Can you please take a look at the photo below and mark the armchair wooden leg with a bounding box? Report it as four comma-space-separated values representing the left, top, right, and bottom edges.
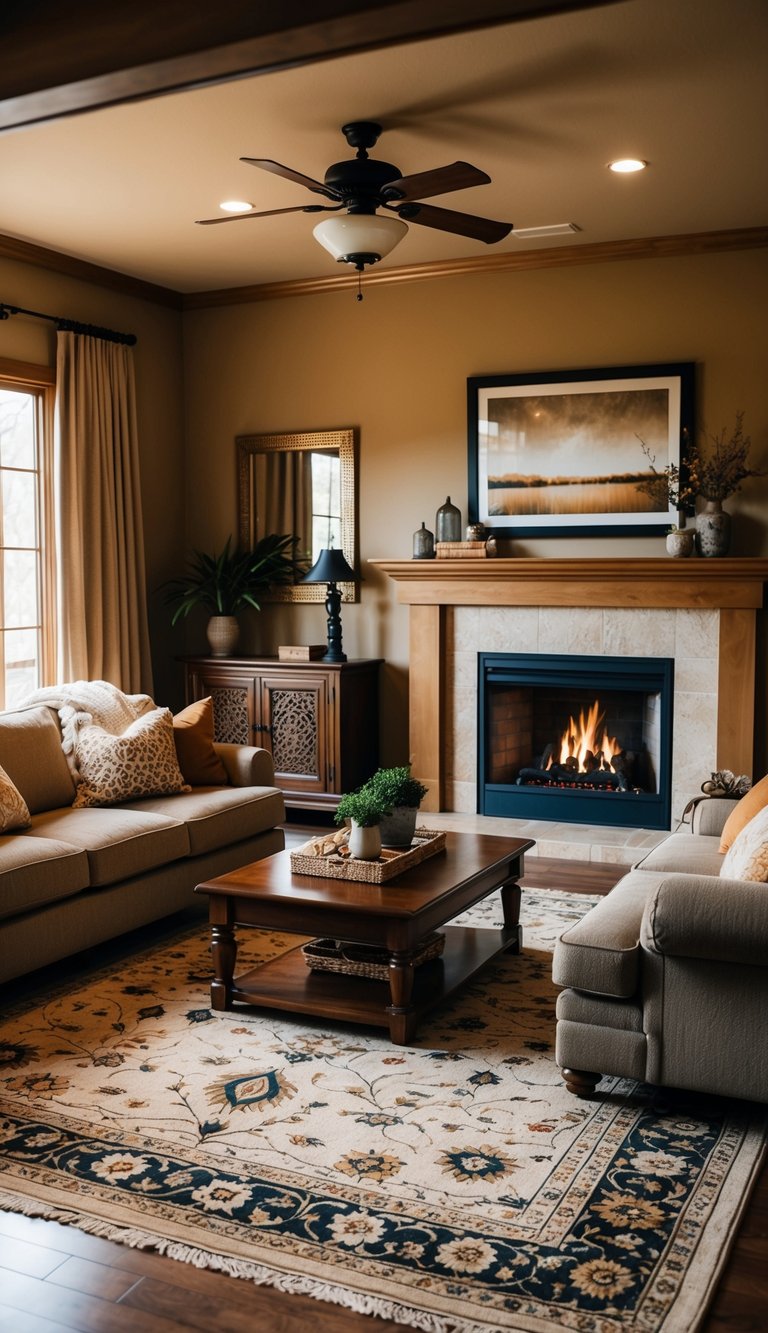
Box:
562, 1068, 601, 1097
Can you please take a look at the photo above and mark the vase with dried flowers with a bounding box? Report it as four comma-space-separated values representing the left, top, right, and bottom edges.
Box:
636, 412, 765, 557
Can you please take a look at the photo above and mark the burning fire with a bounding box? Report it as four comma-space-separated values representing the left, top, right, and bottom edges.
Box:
547, 699, 622, 773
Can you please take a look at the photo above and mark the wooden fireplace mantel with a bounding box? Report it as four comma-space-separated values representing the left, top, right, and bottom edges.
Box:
372, 557, 768, 811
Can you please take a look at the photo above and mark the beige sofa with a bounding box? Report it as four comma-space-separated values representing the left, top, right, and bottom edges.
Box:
0, 704, 285, 984
552, 796, 768, 1104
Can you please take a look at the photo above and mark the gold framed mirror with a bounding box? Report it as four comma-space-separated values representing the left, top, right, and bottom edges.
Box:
237, 427, 358, 602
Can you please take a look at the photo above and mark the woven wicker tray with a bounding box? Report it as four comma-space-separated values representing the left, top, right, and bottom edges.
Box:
302, 932, 445, 980
290, 828, 446, 884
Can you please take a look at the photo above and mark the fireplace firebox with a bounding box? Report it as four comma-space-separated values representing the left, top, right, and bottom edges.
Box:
478, 653, 674, 829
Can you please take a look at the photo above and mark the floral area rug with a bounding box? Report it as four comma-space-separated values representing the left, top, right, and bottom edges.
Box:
0, 887, 765, 1333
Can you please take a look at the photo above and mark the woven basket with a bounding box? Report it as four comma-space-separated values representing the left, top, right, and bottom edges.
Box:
302, 932, 445, 981
290, 828, 446, 884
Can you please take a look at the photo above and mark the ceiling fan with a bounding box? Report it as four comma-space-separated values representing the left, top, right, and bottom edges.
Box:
196, 121, 513, 273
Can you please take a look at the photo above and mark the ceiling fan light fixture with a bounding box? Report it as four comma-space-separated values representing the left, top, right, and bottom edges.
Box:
608, 158, 648, 174
313, 213, 408, 270
219, 199, 253, 213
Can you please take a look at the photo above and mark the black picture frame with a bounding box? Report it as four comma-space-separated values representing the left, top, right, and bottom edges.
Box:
467, 362, 695, 538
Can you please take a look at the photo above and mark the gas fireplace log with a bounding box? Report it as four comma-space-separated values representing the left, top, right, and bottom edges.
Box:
516, 766, 630, 790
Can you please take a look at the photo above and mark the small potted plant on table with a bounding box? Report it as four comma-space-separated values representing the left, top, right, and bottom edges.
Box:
334, 788, 389, 861
363, 765, 429, 848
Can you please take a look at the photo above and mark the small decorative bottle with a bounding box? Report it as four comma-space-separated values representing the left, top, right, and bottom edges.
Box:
435, 496, 462, 543
412, 521, 435, 559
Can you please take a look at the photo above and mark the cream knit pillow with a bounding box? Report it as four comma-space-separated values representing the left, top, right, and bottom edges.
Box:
73, 708, 190, 808
720, 803, 768, 882
0, 762, 31, 831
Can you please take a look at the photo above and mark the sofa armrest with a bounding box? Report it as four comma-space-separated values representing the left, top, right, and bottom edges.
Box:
687, 795, 740, 836
641, 874, 768, 966
213, 743, 277, 788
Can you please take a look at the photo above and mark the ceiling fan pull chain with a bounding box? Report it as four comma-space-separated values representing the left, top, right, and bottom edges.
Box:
356, 271, 363, 302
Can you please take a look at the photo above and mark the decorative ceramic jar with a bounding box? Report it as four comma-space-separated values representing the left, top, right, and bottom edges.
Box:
206, 614, 240, 657
435, 496, 462, 543
466, 521, 486, 542
412, 521, 435, 559
665, 526, 695, 558
695, 499, 731, 557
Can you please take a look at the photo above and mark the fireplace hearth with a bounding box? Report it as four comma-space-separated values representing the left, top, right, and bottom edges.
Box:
478, 653, 674, 828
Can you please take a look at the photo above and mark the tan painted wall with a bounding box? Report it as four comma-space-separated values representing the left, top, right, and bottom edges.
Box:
182, 247, 768, 764
0, 257, 184, 704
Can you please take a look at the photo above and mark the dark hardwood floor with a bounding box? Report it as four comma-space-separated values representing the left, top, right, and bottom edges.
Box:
0, 854, 765, 1331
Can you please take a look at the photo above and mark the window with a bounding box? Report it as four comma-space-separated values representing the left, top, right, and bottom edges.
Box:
0, 359, 55, 708
310, 449, 341, 560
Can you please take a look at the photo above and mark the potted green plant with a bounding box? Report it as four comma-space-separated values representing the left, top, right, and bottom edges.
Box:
162, 533, 299, 656
334, 788, 389, 861
363, 765, 429, 847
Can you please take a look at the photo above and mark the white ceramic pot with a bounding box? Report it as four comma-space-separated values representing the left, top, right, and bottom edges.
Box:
348, 821, 382, 861
665, 528, 695, 557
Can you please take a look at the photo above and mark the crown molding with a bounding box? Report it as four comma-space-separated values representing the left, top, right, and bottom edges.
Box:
182, 226, 768, 309
0, 232, 182, 310
2, 225, 765, 315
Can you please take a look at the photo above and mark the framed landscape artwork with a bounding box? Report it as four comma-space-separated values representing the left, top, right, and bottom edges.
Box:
467, 362, 695, 537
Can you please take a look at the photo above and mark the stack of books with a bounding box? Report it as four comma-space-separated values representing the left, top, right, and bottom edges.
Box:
435, 540, 488, 559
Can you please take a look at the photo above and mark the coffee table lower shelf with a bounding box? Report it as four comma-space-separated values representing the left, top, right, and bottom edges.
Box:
225, 922, 521, 1044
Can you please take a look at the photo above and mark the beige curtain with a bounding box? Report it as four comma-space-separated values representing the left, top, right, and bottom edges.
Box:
54, 332, 153, 692
254, 450, 313, 560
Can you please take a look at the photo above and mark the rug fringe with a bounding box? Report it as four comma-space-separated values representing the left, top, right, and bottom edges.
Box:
0, 1190, 494, 1333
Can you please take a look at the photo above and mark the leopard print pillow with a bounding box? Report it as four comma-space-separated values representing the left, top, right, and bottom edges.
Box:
73, 708, 191, 808
0, 762, 31, 831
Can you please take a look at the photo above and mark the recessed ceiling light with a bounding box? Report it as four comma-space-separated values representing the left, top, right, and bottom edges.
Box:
608, 159, 648, 174
219, 199, 253, 213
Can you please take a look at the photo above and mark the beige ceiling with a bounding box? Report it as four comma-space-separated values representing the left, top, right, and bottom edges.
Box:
1, 0, 766, 295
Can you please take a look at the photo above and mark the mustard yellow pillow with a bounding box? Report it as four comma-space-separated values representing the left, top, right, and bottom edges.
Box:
172, 697, 228, 786
719, 773, 768, 853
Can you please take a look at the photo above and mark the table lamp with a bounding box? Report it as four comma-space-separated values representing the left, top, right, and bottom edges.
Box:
301, 547, 360, 662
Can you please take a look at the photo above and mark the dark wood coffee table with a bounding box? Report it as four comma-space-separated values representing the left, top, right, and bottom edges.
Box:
195, 831, 534, 1044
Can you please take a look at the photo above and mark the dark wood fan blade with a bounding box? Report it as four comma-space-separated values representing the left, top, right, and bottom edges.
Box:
240, 157, 340, 199
382, 161, 490, 202
196, 204, 333, 225
394, 201, 512, 243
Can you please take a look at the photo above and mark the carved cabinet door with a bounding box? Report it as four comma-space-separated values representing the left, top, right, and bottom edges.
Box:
254, 668, 334, 799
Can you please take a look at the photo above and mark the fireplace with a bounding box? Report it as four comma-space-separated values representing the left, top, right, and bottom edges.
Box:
478, 653, 673, 828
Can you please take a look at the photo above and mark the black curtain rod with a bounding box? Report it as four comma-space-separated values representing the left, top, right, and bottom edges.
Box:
0, 302, 136, 346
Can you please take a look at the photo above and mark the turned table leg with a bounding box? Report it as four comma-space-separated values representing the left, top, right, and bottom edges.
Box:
563, 1068, 601, 1097
500, 877, 523, 952
210, 922, 237, 1011
387, 951, 416, 1044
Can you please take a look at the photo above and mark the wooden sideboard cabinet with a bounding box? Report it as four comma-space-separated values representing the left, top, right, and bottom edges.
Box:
181, 656, 381, 812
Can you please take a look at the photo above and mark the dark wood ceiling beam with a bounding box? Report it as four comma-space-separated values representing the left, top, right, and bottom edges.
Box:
0, 0, 622, 131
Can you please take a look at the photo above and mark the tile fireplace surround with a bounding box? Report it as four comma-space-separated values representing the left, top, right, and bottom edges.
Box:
374, 558, 768, 851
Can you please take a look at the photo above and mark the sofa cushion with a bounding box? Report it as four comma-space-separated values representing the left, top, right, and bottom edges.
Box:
28, 808, 190, 887
634, 831, 724, 877
720, 803, 768, 882
0, 764, 31, 832
123, 786, 285, 856
0, 706, 76, 813
73, 708, 190, 808
173, 697, 228, 786
719, 774, 768, 853
0, 835, 90, 921
552, 868, 673, 999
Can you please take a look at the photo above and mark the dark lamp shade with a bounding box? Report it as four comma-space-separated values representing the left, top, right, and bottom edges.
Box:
301, 548, 360, 584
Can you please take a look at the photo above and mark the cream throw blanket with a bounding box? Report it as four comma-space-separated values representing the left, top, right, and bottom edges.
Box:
21, 679, 156, 778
